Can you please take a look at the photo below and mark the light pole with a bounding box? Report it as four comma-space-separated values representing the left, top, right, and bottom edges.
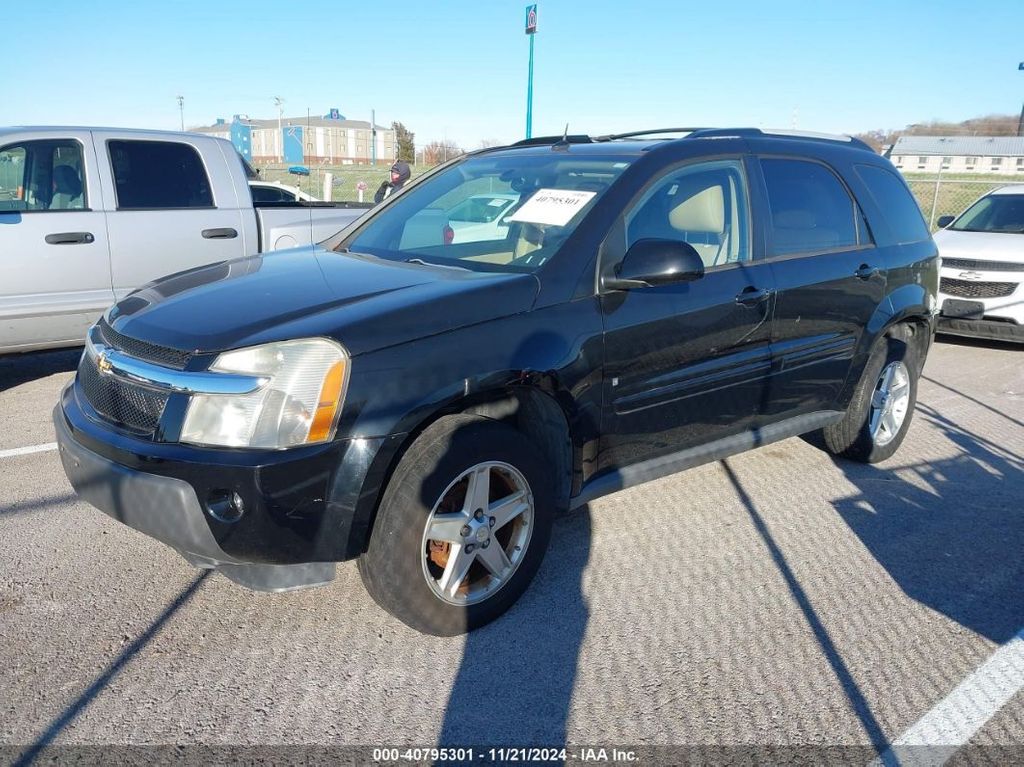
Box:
274, 96, 285, 162
1018, 62, 1024, 137
525, 5, 538, 139
176, 95, 184, 131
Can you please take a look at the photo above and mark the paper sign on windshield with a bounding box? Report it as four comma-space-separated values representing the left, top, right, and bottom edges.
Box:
508, 189, 597, 227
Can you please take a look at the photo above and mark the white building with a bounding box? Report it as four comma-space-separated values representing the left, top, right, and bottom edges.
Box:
193, 112, 396, 165
889, 136, 1024, 175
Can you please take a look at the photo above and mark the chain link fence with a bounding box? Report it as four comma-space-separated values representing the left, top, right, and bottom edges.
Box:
902, 175, 1024, 231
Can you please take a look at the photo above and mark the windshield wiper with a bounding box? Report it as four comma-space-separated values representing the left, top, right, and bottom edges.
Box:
405, 257, 471, 271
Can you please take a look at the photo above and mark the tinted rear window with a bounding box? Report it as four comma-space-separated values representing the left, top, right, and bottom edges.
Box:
109, 140, 213, 209
855, 164, 930, 244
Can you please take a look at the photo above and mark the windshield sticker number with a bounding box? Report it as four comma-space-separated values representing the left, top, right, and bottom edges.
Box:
508, 189, 597, 227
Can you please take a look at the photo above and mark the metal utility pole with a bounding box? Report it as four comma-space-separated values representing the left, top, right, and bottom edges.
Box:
274, 96, 285, 161
176, 95, 184, 131
525, 5, 538, 139
1018, 62, 1024, 137
371, 109, 377, 165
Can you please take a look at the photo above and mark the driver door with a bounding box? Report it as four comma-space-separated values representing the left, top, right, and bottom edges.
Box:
597, 158, 776, 475
0, 130, 114, 352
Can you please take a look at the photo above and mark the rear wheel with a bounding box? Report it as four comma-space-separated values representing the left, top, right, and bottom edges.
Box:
358, 415, 553, 636
822, 327, 920, 463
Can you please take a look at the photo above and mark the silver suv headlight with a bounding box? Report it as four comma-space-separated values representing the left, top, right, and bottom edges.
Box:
180, 338, 349, 449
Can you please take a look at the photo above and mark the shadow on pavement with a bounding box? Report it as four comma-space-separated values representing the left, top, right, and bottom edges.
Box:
12, 571, 209, 767
438, 505, 591, 746
722, 460, 889, 752
921, 373, 1024, 430
831, 403, 1024, 644
0, 493, 77, 517
0, 348, 81, 394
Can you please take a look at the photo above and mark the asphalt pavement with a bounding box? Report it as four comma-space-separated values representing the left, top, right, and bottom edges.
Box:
0, 337, 1021, 764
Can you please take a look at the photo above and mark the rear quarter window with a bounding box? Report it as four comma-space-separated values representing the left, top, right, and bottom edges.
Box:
855, 164, 930, 244
108, 140, 214, 210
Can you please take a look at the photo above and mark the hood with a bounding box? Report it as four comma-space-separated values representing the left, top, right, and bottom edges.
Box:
105, 247, 539, 357
390, 161, 412, 184
933, 228, 1024, 262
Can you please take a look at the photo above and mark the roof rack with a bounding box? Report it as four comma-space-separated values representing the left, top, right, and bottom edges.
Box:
683, 127, 873, 151
507, 128, 873, 152
592, 128, 709, 142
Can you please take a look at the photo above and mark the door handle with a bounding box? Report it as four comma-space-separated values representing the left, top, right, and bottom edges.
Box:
735, 286, 773, 306
855, 264, 880, 280
45, 231, 94, 245
201, 227, 238, 240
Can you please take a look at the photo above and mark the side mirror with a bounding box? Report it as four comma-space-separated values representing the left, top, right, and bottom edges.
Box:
604, 239, 705, 290
936, 215, 955, 229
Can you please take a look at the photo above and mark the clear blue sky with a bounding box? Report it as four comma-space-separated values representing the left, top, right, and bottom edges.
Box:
6, 0, 1023, 148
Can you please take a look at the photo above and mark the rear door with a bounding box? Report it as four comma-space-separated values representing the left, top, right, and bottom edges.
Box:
753, 155, 885, 419
92, 133, 247, 299
597, 157, 777, 474
0, 130, 113, 351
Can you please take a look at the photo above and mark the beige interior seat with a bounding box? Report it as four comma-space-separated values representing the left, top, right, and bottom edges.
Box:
667, 185, 725, 266
512, 222, 545, 260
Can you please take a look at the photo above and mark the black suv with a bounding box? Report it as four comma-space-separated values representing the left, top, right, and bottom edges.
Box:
55, 129, 938, 635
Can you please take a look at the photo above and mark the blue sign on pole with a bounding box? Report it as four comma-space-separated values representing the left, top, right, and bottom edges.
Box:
283, 126, 304, 164
525, 4, 537, 34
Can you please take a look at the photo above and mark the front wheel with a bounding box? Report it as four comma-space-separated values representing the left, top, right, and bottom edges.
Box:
822, 327, 920, 463
358, 415, 554, 635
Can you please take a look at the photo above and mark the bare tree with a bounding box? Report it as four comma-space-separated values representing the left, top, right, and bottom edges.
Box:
478, 138, 503, 149
854, 113, 1019, 152
422, 139, 464, 166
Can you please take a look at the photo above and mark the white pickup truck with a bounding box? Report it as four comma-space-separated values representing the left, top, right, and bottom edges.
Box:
0, 127, 372, 354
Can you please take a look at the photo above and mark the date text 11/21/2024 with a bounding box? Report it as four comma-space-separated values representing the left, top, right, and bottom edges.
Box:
371, 747, 639, 762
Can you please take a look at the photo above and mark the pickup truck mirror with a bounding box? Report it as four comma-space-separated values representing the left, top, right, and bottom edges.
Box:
936, 215, 955, 229
604, 239, 705, 290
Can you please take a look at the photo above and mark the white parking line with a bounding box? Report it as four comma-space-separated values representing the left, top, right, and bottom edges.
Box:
873, 625, 1024, 767
0, 442, 58, 460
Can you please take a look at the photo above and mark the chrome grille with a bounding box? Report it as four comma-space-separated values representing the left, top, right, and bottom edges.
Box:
98, 319, 192, 370
79, 355, 168, 435
942, 257, 1024, 273
940, 278, 1019, 299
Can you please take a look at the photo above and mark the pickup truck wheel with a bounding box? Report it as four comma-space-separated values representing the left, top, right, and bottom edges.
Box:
358, 415, 553, 636
823, 328, 919, 463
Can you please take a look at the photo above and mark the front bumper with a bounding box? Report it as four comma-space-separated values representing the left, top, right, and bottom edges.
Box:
936, 316, 1024, 343
55, 383, 402, 590
55, 407, 334, 591
937, 282, 1024, 343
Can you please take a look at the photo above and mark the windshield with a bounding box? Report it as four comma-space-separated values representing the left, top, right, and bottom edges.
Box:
338, 152, 634, 272
950, 193, 1024, 233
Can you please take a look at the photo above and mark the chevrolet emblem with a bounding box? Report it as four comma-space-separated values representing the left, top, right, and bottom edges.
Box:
96, 352, 113, 375
958, 271, 984, 281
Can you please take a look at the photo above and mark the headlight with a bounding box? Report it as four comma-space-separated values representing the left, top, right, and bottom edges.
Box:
180, 338, 349, 449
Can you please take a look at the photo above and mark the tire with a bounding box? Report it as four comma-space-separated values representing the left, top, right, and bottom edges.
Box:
822, 326, 920, 464
358, 414, 554, 636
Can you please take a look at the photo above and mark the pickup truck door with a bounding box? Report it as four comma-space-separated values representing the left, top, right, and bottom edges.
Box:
597, 157, 776, 474
0, 129, 114, 352
91, 132, 247, 300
